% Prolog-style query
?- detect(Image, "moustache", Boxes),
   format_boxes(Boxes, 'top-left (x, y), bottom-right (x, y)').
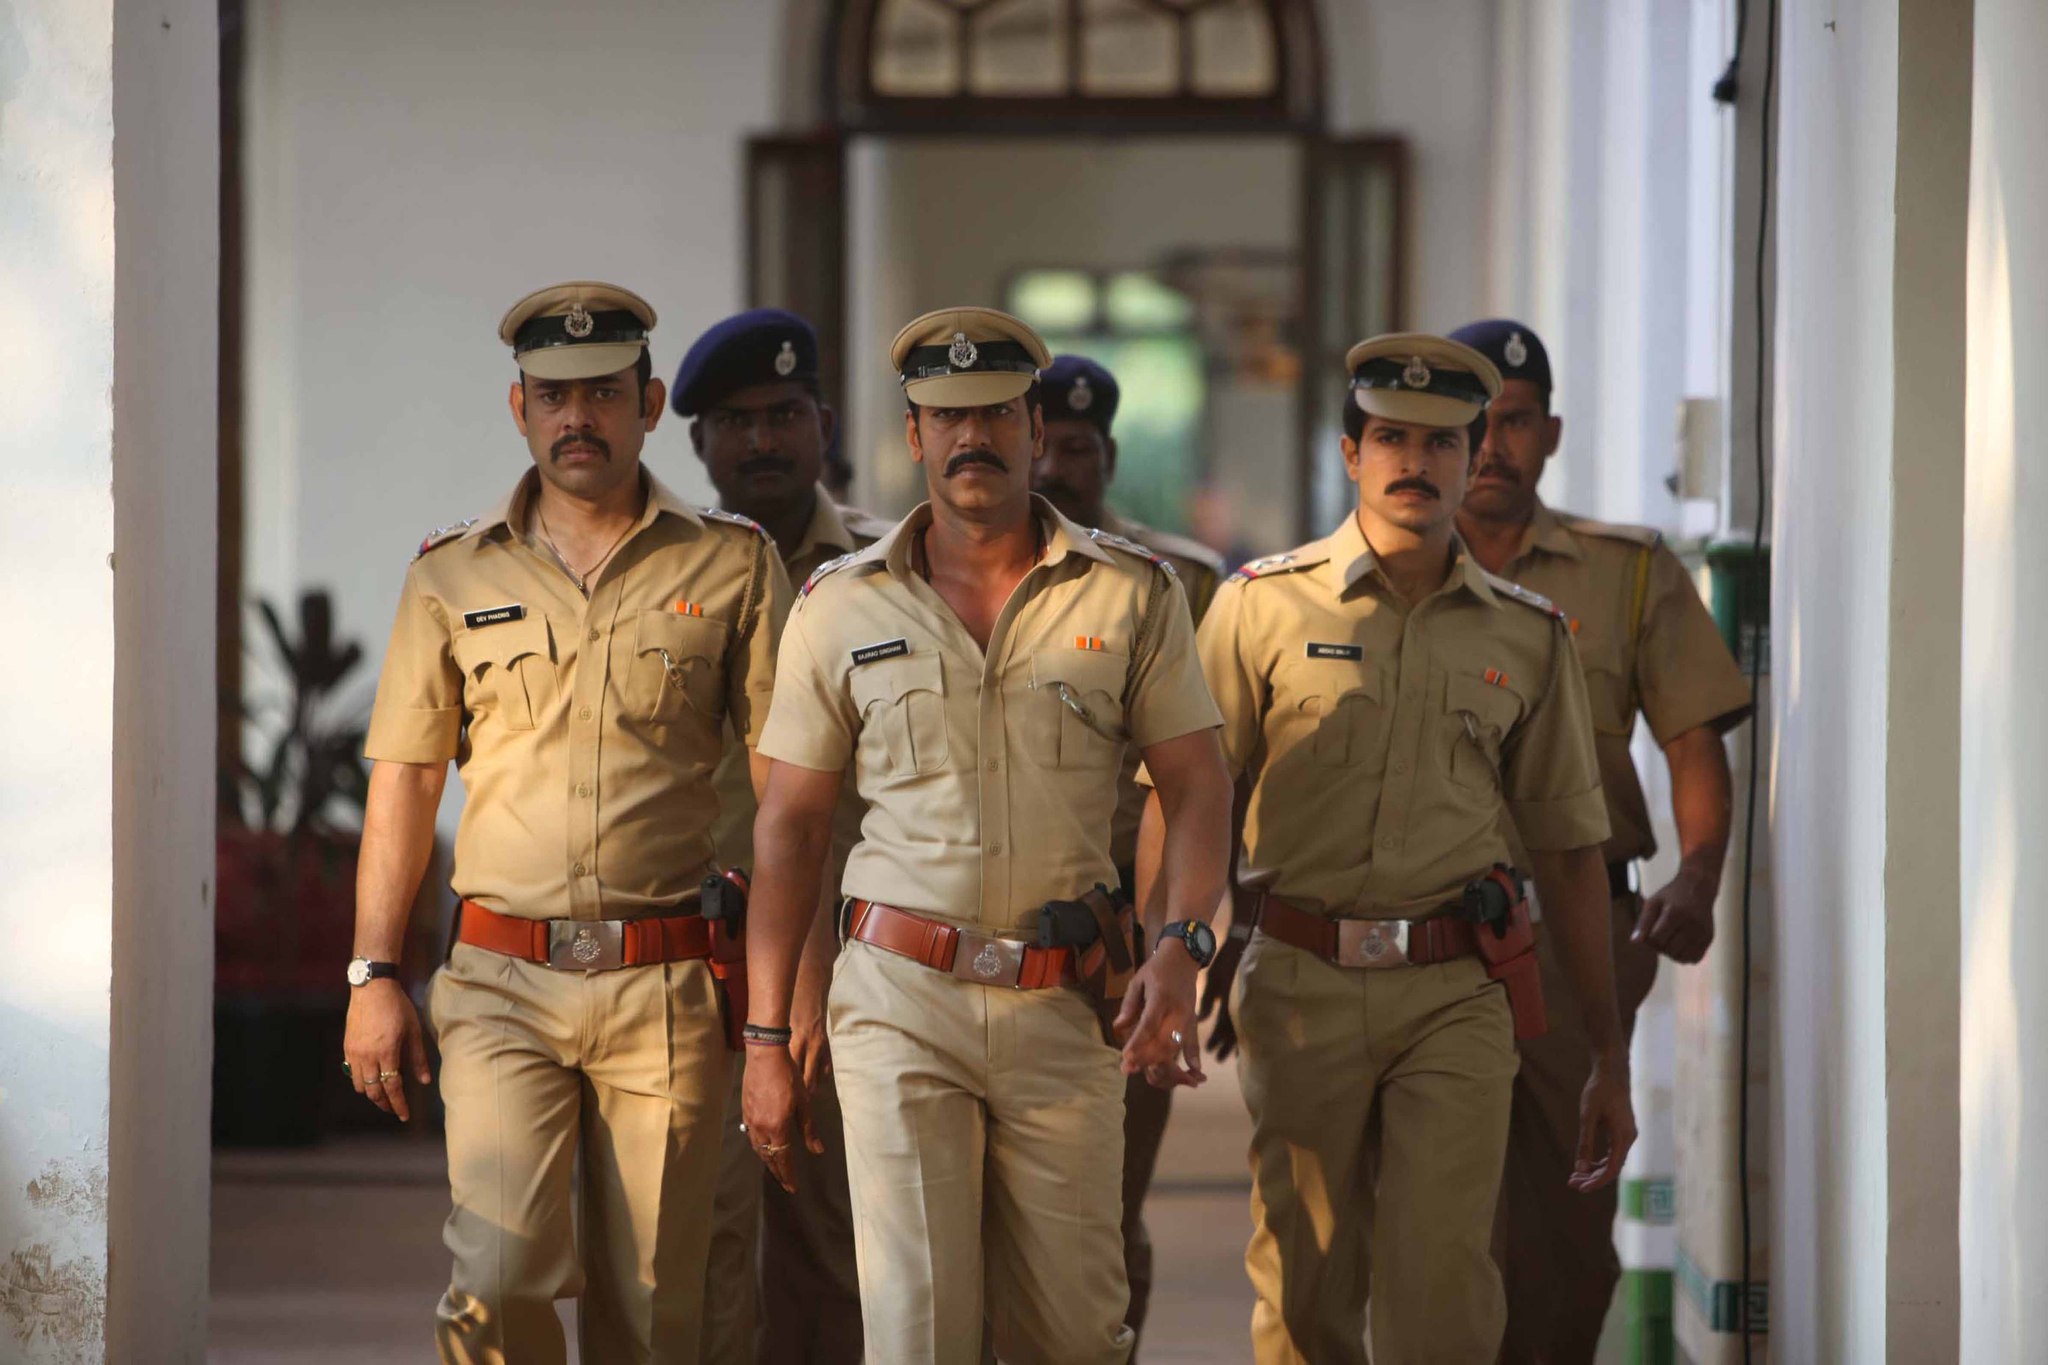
top-left (1385, 477), bottom-right (1441, 499)
top-left (738, 454), bottom-right (791, 477)
top-left (551, 432), bottom-right (612, 461)
top-left (1474, 462), bottom-right (1520, 484)
top-left (945, 449), bottom-right (1007, 477)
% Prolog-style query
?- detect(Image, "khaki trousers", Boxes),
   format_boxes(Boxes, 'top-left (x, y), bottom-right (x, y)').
top-left (1121, 1074), bottom-right (1173, 1353)
top-left (828, 939), bottom-right (1135, 1365)
top-left (701, 1067), bottom-right (760, 1363)
top-left (1497, 895), bottom-right (1659, 1364)
top-left (429, 942), bottom-right (730, 1365)
top-left (1236, 935), bottom-right (1517, 1365)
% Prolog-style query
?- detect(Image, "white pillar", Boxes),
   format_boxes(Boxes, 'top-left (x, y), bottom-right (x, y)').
top-left (0, 1), bottom-right (217, 1358)
top-left (1960, 0), bottom-right (2048, 1357)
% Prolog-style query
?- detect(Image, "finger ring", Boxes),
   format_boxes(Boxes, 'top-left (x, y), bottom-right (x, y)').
top-left (379, 1070), bottom-right (401, 1081)
top-left (342, 1061), bottom-right (353, 1076)
top-left (738, 1122), bottom-right (748, 1133)
top-left (756, 1143), bottom-right (788, 1156)
top-left (1170, 1030), bottom-right (1184, 1045)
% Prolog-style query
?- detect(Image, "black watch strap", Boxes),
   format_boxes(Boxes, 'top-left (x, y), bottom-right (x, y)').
top-left (348, 958), bottom-right (400, 986)
top-left (1158, 920), bottom-right (1217, 968)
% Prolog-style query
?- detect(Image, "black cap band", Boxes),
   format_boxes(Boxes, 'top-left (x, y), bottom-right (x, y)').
top-left (514, 309), bottom-right (648, 357)
top-left (1349, 357), bottom-right (1492, 407)
top-left (900, 339), bottom-right (1040, 384)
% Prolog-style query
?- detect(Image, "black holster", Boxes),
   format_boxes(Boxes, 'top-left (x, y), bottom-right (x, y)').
top-left (1037, 884), bottom-right (1139, 1045)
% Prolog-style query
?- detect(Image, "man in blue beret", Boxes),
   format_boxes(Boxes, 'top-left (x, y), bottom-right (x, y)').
top-left (674, 308), bottom-right (888, 1365)
top-left (1029, 352), bottom-right (1225, 1352)
top-left (1448, 319), bottom-right (1751, 1363)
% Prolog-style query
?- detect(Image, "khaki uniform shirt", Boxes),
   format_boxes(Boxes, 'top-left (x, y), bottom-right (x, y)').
top-left (365, 468), bottom-right (793, 920)
top-left (1492, 504), bottom-right (1752, 864)
top-left (756, 496), bottom-right (1222, 935)
top-left (1194, 512), bottom-right (1610, 917)
top-left (1101, 510), bottom-right (1226, 874)
top-left (709, 491), bottom-right (892, 872)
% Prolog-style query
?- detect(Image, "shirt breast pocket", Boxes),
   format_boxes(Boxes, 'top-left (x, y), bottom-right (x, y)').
top-left (850, 651), bottom-right (948, 778)
top-left (453, 616), bottom-right (556, 732)
top-left (1444, 672), bottom-right (1526, 792)
top-left (632, 610), bottom-right (728, 725)
top-left (1571, 626), bottom-right (1633, 737)
top-left (1296, 665), bottom-right (1386, 772)
top-left (1030, 648), bottom-right (1129, 769)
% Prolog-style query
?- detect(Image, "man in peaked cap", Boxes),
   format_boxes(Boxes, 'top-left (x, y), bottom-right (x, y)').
top-left (1151, 330), bottom-right (1634, 1362)
top-left (345, 279), bottom-right (793, 1363)
top-left (1031, 352), bottom-right (1226, 1352)
top-left (740, 306), bottom-right (1234, 1364)
top-left (674, 308), bottom-right (886, 1365)
top-left (1448, 318), bottom-right (1751, 1363)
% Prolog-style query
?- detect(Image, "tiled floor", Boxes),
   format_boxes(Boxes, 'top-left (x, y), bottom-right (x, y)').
top-left (208, 1057), bottom-right (1259, 1363)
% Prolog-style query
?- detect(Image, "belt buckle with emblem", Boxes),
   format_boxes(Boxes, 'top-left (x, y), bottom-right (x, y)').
top-left (549, 919), bottom-right (624, 971)
top-left (1337, 918), bottom-right (1410, 970)
top-left (952, 929), bottom-right (1024, 986)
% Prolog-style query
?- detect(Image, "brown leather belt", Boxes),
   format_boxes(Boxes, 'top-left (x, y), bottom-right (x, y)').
top-left (1255, 893), bottom-right (1480, 970)
top-left (459, 898), bottom-right (713, 972)
top-left (845, 899), bottom-right (1076, 989)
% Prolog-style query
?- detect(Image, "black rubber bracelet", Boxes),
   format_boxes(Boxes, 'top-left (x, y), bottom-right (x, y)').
top-left (741, 1024), bottom-right (793, 1047)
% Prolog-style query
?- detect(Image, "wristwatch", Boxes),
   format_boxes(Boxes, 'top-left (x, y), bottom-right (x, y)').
top-left (1157, 920), bottom-right (1218, 969)
top-left (346, 957), bottom-right (400, 987)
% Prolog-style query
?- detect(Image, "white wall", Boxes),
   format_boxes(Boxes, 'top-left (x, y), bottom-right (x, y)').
top-left (1960, 0), bottom-right (2048, 1357)
top-left (240, 0), bottom-right (790, 750)
top-left (0, 0), bottom-right (215, 1357)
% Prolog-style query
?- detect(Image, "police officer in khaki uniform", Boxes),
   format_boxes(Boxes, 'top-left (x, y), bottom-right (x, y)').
top-left (1030, 353), bottom-right (1226, 1351)
top-left (673, 309), bottom-right (888, 1365)
top-left (1154, 333), bottom-right (1636, 1364)
top-left (741, 307), bottom-right (1235, 1365)
top-left (1448, 319), bottom-right (1751, 1363)
top-left (343, 281), bottom-right (792, 1365)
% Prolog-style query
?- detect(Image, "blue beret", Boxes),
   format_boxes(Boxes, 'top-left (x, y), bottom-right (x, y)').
top-left (1448, 319), bottom-right (1552, 395)
top-left (671, 308), bottom-right (820, 417)
top-left (1038, 354), bottom-right (1119, 432)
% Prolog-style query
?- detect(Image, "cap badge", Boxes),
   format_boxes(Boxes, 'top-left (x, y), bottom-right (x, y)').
top-left (1402, 355), bottom-right (1433, 389)
top-left (1069, 376), bottom-right (1094, 411)
top-left (774, 340), bottom-right (798, 377)
top-left (1504, 331), bottom-right (1529, 369)
top-left (948, 331), bottom-right (979, 370)
top-left (564, 304), bottom-right (595, 340)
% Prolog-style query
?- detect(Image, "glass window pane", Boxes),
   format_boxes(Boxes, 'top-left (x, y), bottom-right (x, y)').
top-left (873, 0), bottom-right (963, 97)
top-left (970, 0), bottom-right (1066, 95)
top-left (1104, 272), bottom-right (1194, 332)
top-left (1080, 0), bottom-right (1179, 96)
top-left (1190, 0), bottom-right (1275, 95)
top-left (1010, 269), bottom-right (1100, 333)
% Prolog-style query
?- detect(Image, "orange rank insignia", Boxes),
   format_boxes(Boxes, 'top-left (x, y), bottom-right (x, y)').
top-left (674, 600), bottom-right (704, 617)
top-left (1075, 635), bottom-right (1106, 651)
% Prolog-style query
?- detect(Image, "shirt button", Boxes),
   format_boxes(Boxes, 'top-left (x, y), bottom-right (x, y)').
top-left (588, 628), bottom-right (600, 642)
top-left (986, 758), bottom-right (1000, 772)
top-left (579, 705), bottom-right (593, 721)
top-left (572, 862), bottom-right (588, 877)
top-left (576, 783), bottom-right (591, 797)
top-left (986, 842), bottom-right (1003, 856)
top-left (1393, 759), bottom-right (1409, 774)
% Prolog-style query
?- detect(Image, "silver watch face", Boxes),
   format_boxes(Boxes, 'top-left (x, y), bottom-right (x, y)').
top-left (346, 958), bottom-right (371, 987)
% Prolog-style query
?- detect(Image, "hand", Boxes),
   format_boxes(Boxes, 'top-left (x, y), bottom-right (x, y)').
top-left (790, 982), bottom-right (832, 1093)
top-left (1197, 931), bottom-right (1246, 1061)
top-left (741, 1042), bottom-right (822, 1194)
top-left (344, 978), bottom-right (432, 1122)
top-left (1634, 865), bottom-right (1718, 964)
top-left (1115, 943), bottom-right (1205, 1087)
top-left (1569, 1051), bottom-right (1636, 1193)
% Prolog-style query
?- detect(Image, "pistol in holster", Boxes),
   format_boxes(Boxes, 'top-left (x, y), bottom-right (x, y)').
top-left (1460, 863), bottom-right (1547, 1041)
top-left (1036, 884), bottom-right (1141, 1046)
top-left (701, 868), bottom-right (751, 1051)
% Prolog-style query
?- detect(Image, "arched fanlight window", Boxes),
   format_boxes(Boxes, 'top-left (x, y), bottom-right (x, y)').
top-left (829, 0), bottom-right (1323, 131)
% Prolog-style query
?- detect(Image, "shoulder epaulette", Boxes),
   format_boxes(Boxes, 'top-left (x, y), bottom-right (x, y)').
top-left (1086, 527), bottom-right (1178, 578)
top-left (414, 520), bottom-right (476, 559)
top-left (1491, 574), bottom-right (1569, 623)
top-left (701, 506), bottom-right (768, 536)
top-left (1557, 513), bottom-right (1663, 550)
top-left (796, 551), bottom-right (859, 602)
top-left (1227, 552), bottom-right (1315, 584)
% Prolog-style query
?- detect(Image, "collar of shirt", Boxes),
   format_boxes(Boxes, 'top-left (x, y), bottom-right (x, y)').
top-left (460, 466), bottom-right (704, 546)
top-left (1505, 500), bottom-right (1586, 569)
top-left (1311, 510), bottom-right (1500, 609)
top-left (786, 486), bottom-right (862, 565)
top-left (856, 493), bottom-right (1116, 582)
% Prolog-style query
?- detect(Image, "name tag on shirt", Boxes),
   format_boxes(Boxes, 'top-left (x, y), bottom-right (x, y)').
top-left (463, 604), bottom-right (526, 629)
top-left (851, 638), bottom-right (910, 666)
top-left (1305, 642), bottom-right (1363, 661)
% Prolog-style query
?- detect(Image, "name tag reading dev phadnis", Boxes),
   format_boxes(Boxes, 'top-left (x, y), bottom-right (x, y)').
top-left (463, 604), bottom-right (527, 629)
